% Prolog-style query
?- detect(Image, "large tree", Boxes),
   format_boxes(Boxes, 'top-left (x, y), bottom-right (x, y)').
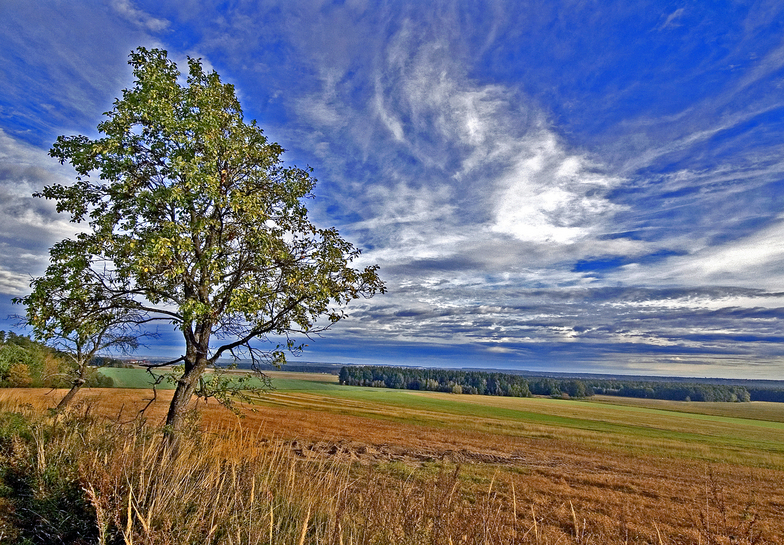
top-left (33, 47), bottom-right (384, 433)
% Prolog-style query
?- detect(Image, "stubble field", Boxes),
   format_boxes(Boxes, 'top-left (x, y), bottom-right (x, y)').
top-left (2, 370), bottom-right (784, 544)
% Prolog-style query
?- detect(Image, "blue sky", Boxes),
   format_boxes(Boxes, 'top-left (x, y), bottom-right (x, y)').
top-left (1, 1), bottom-right (784, 378)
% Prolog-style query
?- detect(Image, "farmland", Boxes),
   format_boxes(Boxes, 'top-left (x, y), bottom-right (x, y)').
top-left (2, 371), bottom-right (784, 543)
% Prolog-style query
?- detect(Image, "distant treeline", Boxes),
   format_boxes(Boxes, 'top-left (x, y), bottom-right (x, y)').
top-left (590, 381), bottom-right (750, 402)
top-left (338, 366), bottom-right (784, 403)
top-left (743, 388), bottom-right (784, 403)
top-left (339, 366), bottom-right (534, 397)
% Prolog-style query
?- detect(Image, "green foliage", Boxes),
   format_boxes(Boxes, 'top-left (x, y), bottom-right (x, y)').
top-left (0, 412), bottom-right (33, 448)
top-left (5, 364), bottom-right (33, 388)
top-left (1, 331), bottom-right (37, 349)
top-left (90, 356), bottom-right (128, 368)
top-left (746, 388), bottom-right (784, 402)
top-left (31, 47), bottom-right (384, 428)
top-left (0, 344), bottom-right (36, 380)
top-left (0, 339), bottom-right (70, 389)
top-left (12, 234), bottom-right (145, 408)
top-left (0, 333), bottom-right (111, 391)
top-left (83, 368), bottom-right (113, 388)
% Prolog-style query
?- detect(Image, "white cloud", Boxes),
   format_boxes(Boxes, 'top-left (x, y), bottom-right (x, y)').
top-left (322, 21), bottom-right (629, 274)
top-left (0, 130), bottom-right (84, 293)
top-left (491, 131), bottom-right (624, 244)
top-left (111, 0), bottom-right (169, 32)
top-left (658, 8), bottom-right (685, 31)
top-left (668, 220), bottom-right (784, 288)
top-left (295, 69), bottom-right (347, 129)
top-left (374, 78), bottom-right (405, 142)
top-left (606, 217), bottom-right (784, 291)
top-left (0, 267), bottom-right (30, 296)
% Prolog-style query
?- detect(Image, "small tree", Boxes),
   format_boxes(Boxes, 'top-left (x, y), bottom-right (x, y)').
top-left (5, 363), bottom-right (33, 388)
top-left (15, 259), bottom-right (146, 410)
top-left (33, 48), bottom-right (384, 434)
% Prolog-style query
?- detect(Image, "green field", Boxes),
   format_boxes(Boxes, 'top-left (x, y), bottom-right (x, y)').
top-left (97, 367), bottom-right (784, 469)
top-left (99, 367), bottom-right (176, 388)
top-left (99, 367), bottom-right (291, 390)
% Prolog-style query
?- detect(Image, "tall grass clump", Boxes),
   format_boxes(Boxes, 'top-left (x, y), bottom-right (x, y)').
top-left (0, 401), bottom-right (519, 544)
top-left (0, 405), bottom-right (101, 544)
top-left (0, 402), bottom-right (341, 544)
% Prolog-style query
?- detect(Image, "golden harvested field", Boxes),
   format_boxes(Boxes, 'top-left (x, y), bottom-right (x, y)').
top-left (2, 375), bottom-right (784, 544)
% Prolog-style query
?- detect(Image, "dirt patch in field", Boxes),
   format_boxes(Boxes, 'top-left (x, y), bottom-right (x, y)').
top-left (284, 438), bottom-right (569, 469)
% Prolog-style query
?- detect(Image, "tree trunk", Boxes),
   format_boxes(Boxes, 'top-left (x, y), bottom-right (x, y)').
top-left (164, 354), bottom-right (210, 437)
top-left (55, 377), bottom-right (86, 411)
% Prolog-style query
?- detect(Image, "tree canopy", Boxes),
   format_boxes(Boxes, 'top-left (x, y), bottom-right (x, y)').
top-left (29, 47), bottom-right (385, 432)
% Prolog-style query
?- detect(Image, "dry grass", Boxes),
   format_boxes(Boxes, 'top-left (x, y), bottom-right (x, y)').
top-left (1, 388), bottom-right (782, 544)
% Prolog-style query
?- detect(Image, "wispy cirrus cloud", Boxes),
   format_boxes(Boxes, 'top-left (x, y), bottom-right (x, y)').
top-left (657, 8), bottom-right (686, 31)
top-left (278, 11), bottom-right (630, 275)
top-left (0, 1), bottom-right (166, 146)
top-left (224, 3), bottom-right (784, 379)
top-left (612, 217), bottom-right (784, 290)
top-left (111, 0), bottom-right (170, 32)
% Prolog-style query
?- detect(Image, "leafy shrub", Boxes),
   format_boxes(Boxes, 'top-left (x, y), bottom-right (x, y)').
top-left (5, 364), bottom-right (33, 387)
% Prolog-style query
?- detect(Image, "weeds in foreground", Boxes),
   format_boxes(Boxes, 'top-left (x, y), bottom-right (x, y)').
top-left (0, 400), bottom-right (776, 544)
top-left (691, 469), bottom-right (764, 545)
